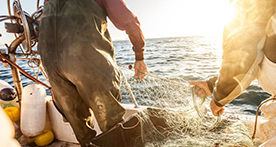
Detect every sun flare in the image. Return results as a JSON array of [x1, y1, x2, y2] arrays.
[[222, 2, 236, 25], [154, 0, 234, 38]]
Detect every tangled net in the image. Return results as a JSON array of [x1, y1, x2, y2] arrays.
[[118, 62, 254, 147]]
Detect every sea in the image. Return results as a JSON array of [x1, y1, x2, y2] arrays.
[[0, 36, 271, 116]]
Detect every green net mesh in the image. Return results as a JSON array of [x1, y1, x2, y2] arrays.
[[118, 62, 254, 147]]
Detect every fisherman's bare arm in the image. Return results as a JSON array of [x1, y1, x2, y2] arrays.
[[134, 60, 147, 80], [101, 0, 148, 79]]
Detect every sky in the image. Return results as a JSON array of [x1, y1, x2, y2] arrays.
[[0, 0, 231, 48]]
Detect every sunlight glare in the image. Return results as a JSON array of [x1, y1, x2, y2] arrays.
[[222, 2, 235, 25]]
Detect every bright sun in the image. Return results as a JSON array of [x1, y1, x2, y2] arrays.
[[140, 0, 234, 38]]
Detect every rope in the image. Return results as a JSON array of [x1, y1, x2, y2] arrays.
[[119, 115, 140, 130], [119, 68, 139, 108], [1, 54, 57, 102], [191, 86, 206, 118], [252, 96, 276, 140], [0, 15, 19, 22], [2, 56, 50, 89], [85, 108, 95, 130], [37, 0, 40, 10], [191, 86, 222, 129]]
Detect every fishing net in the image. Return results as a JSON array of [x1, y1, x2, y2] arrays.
[[118, 62, 254, 147]]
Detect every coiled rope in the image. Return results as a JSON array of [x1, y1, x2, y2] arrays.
[[252, 96, 276, 140]]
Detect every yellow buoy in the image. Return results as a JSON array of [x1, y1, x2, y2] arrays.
[[34, 130, 54, 146], [4, 107, 20, 122]]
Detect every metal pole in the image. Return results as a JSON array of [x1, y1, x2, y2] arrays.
[[9, 54, 23, 107]]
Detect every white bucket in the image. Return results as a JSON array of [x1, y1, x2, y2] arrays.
[[46, 97, 78, 143]]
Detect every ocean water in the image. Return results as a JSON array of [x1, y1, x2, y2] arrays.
[[0, 36, 271, 116]]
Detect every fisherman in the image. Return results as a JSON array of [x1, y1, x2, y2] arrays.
[[38, 0, 147, 146], [189, 0, 276, 116]]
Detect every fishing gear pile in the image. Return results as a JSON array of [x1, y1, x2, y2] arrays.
[[118, 63, 254, 147]]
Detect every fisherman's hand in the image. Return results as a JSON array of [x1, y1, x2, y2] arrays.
[[134, 60, 148, 80], [210, 99, 224, 116], [189, 81, 212, 97]]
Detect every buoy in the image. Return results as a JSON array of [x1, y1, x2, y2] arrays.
[[21, 84, 46, 138], [4, 107, 20, 122], [0, 80, 13, 89], [0, 88, 17, 101], [34, 130, 54, 146], [0, 80, 18, 108]]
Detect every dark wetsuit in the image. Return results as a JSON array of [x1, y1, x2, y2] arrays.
[[38, 0, 144, 145]]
